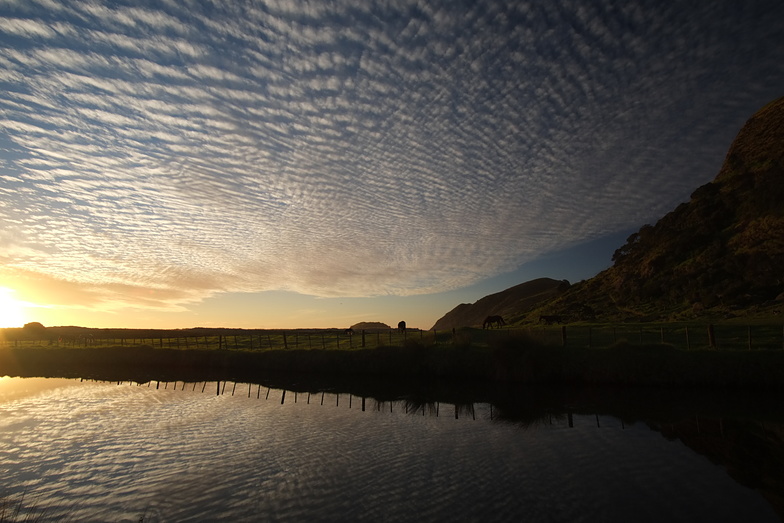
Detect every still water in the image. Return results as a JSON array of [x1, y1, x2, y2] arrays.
[[0, 377, 781, 522]]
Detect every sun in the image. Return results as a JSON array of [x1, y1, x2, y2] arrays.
[[0, 287, 28, 328]]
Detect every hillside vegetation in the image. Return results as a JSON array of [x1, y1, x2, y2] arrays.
[[433, 96, 784, 326]]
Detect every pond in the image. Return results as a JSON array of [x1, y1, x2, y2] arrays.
[[0, 376, 782, 522]]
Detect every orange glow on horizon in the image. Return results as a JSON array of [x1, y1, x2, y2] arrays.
[[0, 287, 29, 328], [0, 277, 440, 331]]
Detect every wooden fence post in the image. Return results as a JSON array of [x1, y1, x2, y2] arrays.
[[361, 330, 366, 348], [283, 332, 288, 350], [708, 324, 717, 349]]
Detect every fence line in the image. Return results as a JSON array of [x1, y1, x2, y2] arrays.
[[518, 323, 784, 351], [0, 328, 427, 351], [2, 324, 783, 351]]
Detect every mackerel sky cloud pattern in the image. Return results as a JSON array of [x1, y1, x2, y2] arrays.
[[0, 0, 782, 311]]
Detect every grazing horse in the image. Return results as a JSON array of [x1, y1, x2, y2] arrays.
[[538, 315, 562, 325], [398, 321, 406, 333], [483, 315, 506, 329], [345, 328, 354, 336]]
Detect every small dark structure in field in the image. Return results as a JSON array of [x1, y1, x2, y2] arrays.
[[483, 315, 505, 329], [345, 328, 354, 336], [539, 315, 562, 325], [398, 321, 406, 333]]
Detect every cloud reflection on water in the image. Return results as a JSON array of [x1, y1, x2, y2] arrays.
[[0, 377, 779, 521]]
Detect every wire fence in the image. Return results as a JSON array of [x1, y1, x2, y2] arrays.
[[2, 323, 783, 351], [517, 323, 784, 351], [0, 328, 432, 351]]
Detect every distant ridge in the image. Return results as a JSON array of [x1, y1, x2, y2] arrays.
[[430, 277, 569, 330], [350, 321, 392, 331]]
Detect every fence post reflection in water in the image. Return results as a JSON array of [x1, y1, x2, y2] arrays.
[[92, 380, 647, 431]]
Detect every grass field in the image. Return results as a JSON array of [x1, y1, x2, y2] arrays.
[[0, 327, 436, 351], [3, 323, 784, 391], [519, 322, 784, 351], [3, 321, 783, 352]]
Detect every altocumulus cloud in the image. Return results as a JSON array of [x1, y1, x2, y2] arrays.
[[0, 0, 782, 311]]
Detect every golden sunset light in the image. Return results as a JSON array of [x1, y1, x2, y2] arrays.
[[0, 287, 27, 328]]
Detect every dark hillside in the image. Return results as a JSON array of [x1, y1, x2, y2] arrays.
[[431, 97, 784, 325], [431, 277, 569, 330], [350, 322, 392, 331], [544, 96, 784, 322]]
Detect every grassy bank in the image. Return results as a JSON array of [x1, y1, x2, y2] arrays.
[[3, 333, 784, 391]]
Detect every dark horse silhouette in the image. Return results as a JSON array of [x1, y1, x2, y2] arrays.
[[398, 321, 406, 333], [483, 315, 505, 329], [538, 315, 562, 325]]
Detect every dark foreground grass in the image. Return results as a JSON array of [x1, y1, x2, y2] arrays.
[[3, 332, 784, 391]]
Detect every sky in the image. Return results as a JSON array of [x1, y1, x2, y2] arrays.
[[0, 0, 783, 330]]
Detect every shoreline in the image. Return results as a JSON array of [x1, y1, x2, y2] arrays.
[[3, 341, 784, 393]]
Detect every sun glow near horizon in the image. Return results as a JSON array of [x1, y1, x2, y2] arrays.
[[0, 287, 29, 328]]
